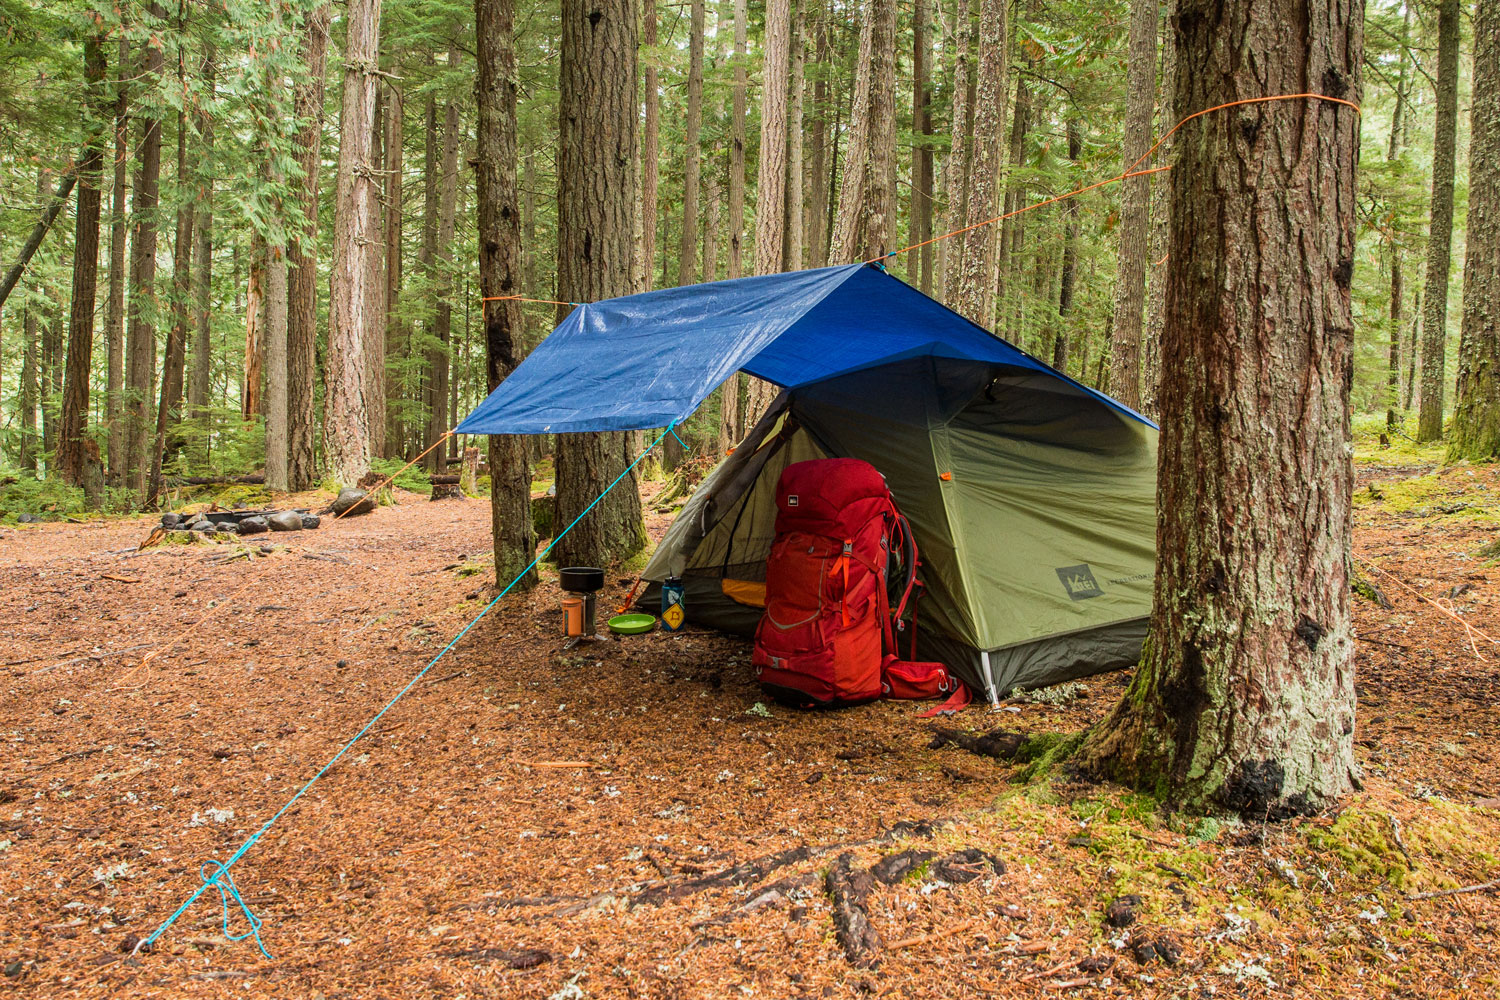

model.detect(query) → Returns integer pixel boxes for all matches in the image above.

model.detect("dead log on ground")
[825,852,880,967]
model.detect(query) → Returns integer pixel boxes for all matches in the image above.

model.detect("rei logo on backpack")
[753,458,966,711]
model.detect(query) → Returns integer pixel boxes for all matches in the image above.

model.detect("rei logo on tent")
[1056,564,1104,601]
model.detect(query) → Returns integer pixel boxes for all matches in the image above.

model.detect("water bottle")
[662,577,686,632]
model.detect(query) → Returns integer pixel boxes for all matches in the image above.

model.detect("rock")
[161,513,182,527]
[1079,954,1115,973]
[216,521,241,535]
[267,511,304,532]
[1106,894,1142,928]
[300,513,321,529]
[188,519,215,532]
[16,513,39,524]
[931,848,1004,884]
[238,516,269,535]
[871,849,937,885]
[1130,938,1158,965]
[329,487,375,517]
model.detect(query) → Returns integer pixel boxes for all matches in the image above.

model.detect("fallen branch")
[887,917,977,951]
[523,760,595,769]
[100,574,141,584]
[928,725,1026,760]
[1387,813,1415,871]
[1407,878,1500,900]
[32,643,156,674]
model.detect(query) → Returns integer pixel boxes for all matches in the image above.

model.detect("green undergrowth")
[1351,413,1448,466]
[1354,467,1500,524]
[163,482,276,514]
[0,474,136,522]
[1011,730,1086,784]
[369,457,431,493]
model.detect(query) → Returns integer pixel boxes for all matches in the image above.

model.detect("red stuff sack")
[753,459,898,707]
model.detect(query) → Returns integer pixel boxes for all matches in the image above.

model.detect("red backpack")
[752,458,969,712]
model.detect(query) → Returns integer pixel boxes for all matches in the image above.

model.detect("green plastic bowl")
[608,613,658,635]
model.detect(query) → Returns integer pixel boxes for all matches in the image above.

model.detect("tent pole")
[979,650,1000,708]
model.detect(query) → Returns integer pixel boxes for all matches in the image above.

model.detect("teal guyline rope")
[136,424,677,959]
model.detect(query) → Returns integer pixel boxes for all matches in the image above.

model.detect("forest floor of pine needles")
[3,454,1500,998]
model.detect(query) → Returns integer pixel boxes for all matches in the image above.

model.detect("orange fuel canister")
[563,594,586,637]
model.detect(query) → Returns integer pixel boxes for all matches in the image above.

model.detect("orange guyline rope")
[480,94,1362,313]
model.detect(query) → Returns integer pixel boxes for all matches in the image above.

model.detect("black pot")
[559,566,605,593]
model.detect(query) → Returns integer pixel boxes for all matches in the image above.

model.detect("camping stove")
[560,566,606,647]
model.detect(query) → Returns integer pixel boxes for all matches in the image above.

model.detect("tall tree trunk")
[475,0,537,585]
[783,6,805,270]
[940,7,973,306]
[264,241,290,490]
[1079,0,1361,816]
[1105,0,1157,409]
[326,0,383,486]
[744,0,792,422]
[385,84,406,457]
[805,13,829,269]
[949,0,1006,327]
[679,0,705,286]
[1447,0,1500,460]
[188,42,216,461]
[639,6,660,291]
[20,302,38,472]
[911,0,934,294]
[1141,0,1176,420]
[828,8,875,262]
[243,235,265,419]
[106,36,130,484]
[59,33,107,487]
[428,77,461,471]
[147,9,195,506]
[124,1,167,497]
[995,72,1030,337]
[727,0,748,280]
[1406,291,1420,410]
[1384,2,1410,433]
[552,0,647,567]
[1416,0,1461,443]
[365,83,388,460]
[703,170,721,280]
[288,3,331,490]
[1054,117,1081,372]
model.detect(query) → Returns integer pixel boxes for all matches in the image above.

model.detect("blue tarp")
[457,263,1152,435]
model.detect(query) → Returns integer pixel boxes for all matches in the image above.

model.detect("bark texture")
[552,0,647,568]
[1142,0,1177,419]
[429,82,461,467]
[639,7,660,291]
[124,2,167,497]
[1078,0,1362,817]
[1447,0,1500,460]
[188,43,216,462]
[949,0,1005,327]
[1105,0,1159,408]
[326,0,384,486]
[287,3,331,490]
[911,0,934,294]
[727,0,748,279]
[1416,0,1460,442]
[58,34,107,487]
[679,0,705,286]
[744,0,793,423]
[475,0,537,587]
[106,36,129,483]
[940,10,972,307]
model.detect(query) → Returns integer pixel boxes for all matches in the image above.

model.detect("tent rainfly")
[458,263,1159,704]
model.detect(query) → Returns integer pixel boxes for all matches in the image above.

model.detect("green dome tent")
[637,356,1157,705]
[455,262,1157,706]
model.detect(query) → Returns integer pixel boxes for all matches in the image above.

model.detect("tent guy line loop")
[134,423,678,959]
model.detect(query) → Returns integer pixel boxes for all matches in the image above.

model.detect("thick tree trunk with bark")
[428,82,461,470]
[552,0,647,568]
[995,73,1031,337]
[679,0,705,286]
[639,8,659,291]
[264,243,290,490]
[1447,0,1500,460]
[806,15,829,270]
[1054,117,1081,373]
[940,9,972,307]
[326,0,383,486]
[783,9,805,271]
[911,0,934,294]
[1079,0,1361,817]
[188,43,216,462]
[384,85,406,456]
[106,36,129,483]
[1105,0,1158,410]
[1384,3,1410,432]
[1416,0,1460,443]
[475,0,537,587]
[20,304,38,472]
[147,58,196,507]
[828,7,876,263]
[59,34,107,487]
[287,3,330,490]
[949,0,1006,327]
[243,235,265,419]
[365,84,388,460]
[727,0,748,280]
[124,2,167,497]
